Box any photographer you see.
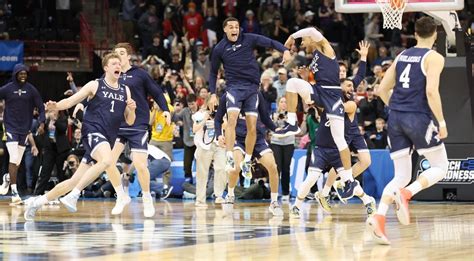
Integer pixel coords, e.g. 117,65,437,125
63,154,80,179
192,100,227,207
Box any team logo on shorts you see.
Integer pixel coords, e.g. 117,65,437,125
418,158,474,184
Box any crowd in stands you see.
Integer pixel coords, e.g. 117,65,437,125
0,0,472,201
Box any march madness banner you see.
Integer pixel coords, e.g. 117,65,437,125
0,41,24,71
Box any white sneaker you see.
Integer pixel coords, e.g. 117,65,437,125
60,193,79,213
214,197,225,204
11,193,23,206
24,196,41,221
289,205,300,219
182,191,196,199
143,196,155,218
281,195,290,203
222,195,235,215
268,201,284,217
0,174,10,195
111,195,131,215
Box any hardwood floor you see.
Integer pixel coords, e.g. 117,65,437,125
0,198,472,260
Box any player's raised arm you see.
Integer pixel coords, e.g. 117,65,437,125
425,52,447,139
208,46,223,109
247,33,291,62
287,27,335,58
377,61,397,105
47,80,97,111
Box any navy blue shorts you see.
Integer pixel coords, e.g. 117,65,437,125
234,137,271,159
348,134,369,153
5,131,28,146
116,128,149,153
82,132,111,164
311,85,344,121
388,110,443,158
226,85,259,116
309,146,344,172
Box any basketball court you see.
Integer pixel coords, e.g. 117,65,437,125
0,199,473,260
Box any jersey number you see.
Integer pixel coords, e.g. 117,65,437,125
110,101,115,112
399,64,411,88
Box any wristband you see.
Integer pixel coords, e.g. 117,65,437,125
439,120,446,128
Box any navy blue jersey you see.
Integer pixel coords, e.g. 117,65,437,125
82,79,128,142
346,61,367,138
209,32,287,93
309,50,340,87
0,64,46,134
390,47,432,114
118,66,168,130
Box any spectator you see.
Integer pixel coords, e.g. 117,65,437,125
55,0,71,30
138,4,159,48
270,97,295,202
183,2,203,41
142,34,169,64
260,74,277,112
373,45,391,66
63,154,80,180
358,87,378,134
273,68,289,100
302,10,315,28
34,110,71,195
70,127,84,157
319,0,334,31
148,144,172,198
260,2,281,36
364,14,383,63
193,49,210,81
339,62,348,79
241,10,261,34
149,99,175,199
174,94,198,184
202,0,219,45
371,118,388,149
120,0,137,43
269,14,289,43
289,11,305,34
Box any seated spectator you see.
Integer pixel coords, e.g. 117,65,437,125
148,144,172,198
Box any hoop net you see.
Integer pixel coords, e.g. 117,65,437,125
376,0,407,30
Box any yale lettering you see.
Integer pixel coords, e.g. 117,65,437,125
102,91,124,101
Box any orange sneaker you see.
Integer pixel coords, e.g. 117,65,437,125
394,188,412,225
367,214,390,245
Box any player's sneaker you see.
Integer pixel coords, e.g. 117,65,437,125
225,156,235,172
24,196,41,221
240,159,252,179
305,193,316,201
161,185,173,199
214,197,225,204
315,191,332,213
394,188,412,225
11,192,23,206
268,201,284,217
111,195,131,215
143,195,155,218
281,195,290,203
272,122,301,138
195,201,208,208
332,180,348,204
364,196,376,218
367,214,390,245
336,180,358,200
60,193,79,213
0,174,10,195
222,195,235,215
289,205,300,219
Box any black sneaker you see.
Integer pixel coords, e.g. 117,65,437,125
161,186,174,199
272,122,301,138
336,180,358,200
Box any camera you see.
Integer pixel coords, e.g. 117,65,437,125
278,113,285,120
67,160,76,167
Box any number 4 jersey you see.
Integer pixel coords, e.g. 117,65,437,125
82,79,128,143
390,47,432,115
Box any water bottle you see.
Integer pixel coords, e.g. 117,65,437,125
243,178,251,188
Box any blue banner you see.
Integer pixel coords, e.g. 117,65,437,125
0,41,24,71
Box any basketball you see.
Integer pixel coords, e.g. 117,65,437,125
390,0,406,9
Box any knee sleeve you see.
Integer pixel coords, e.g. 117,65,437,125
297,167,321,199
6,142,19,165
420,145,448,187
286,78,313,104
382,154,412,198
15,146,26,165
329,118,348,151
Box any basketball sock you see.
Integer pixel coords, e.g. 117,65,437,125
294,197,303,209
114,185,125,198
339,169,354,182
406,181,423,196
287,112,297,125
322,185,331,197
11,184,18,194
70,188,81,198
360,194,372,205
271,193,278,203
37,195,49,206
376,202,389,216
354,183,364,196
244,154,251,162
228,187,235,197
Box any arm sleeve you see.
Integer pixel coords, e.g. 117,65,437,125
144,71,169,112
33,87,46,123
214,95,227,136
351,61,367,87
247,33,288,53
208,46,222,94
257,92,277,131
291,27,324,42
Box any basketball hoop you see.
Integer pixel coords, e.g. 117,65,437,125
376,0,407,30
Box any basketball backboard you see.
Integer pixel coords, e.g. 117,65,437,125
335,0,464,13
